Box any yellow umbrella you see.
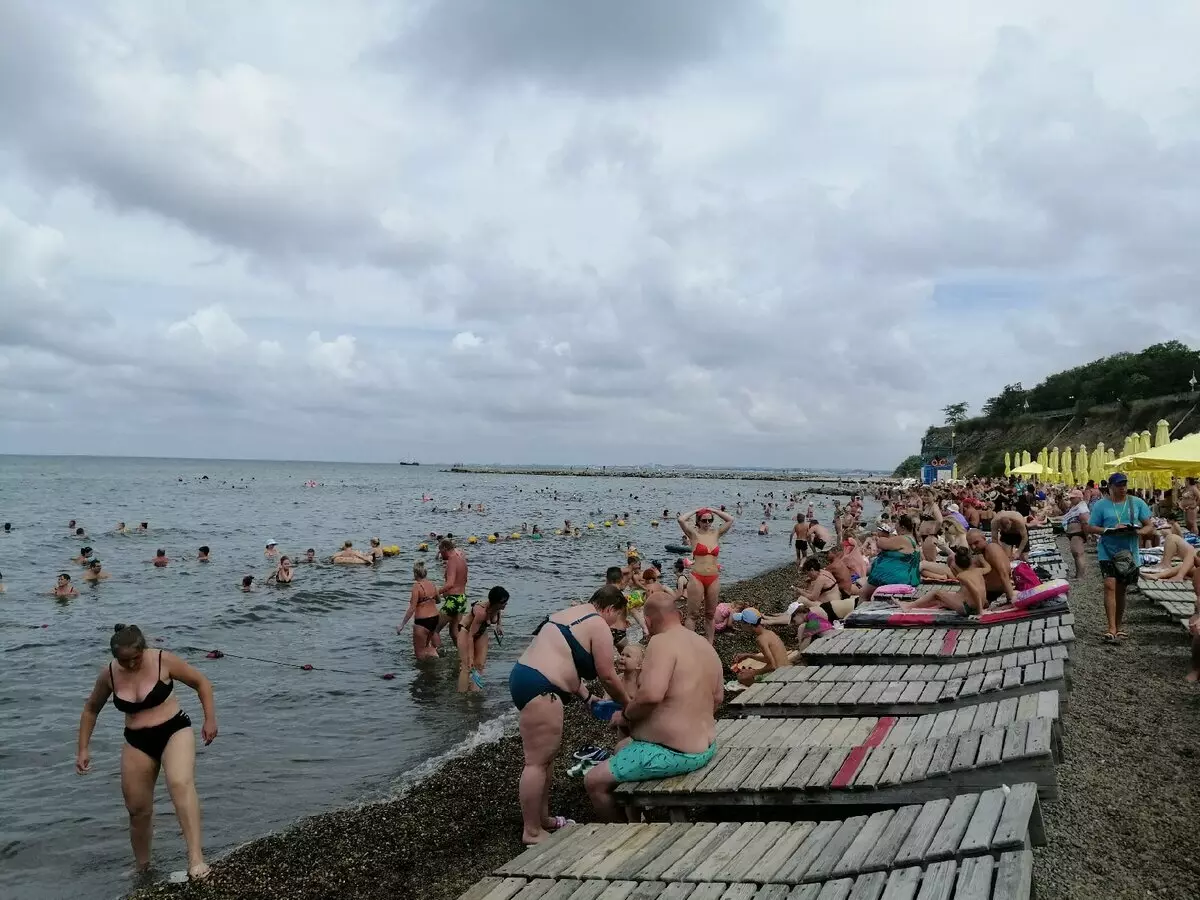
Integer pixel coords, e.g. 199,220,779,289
1011,461,1048,475
1119,431,1200,478
1004,452,1011,477
1076,445,1090,487
1138,430,1153,489
1153,421,1172,489
1106,447,1116,468
1022,450,1031,468
1090,443,1105,486
1048,447,1060,485
951,462,958,480
1037,447,1048,473
1060,446,1073,486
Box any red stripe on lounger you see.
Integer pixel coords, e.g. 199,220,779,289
941,630,959,655
831,718,897,788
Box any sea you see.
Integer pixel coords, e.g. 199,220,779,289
0,456,858,900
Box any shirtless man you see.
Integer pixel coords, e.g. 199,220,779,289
790,515,811,561
966,529,1018,606
82,560,110,582
585,592,723,820
901,547,990,615
1181,478,1200,537
991,510,1029,560
730,608,790,685
331,540,372,565
53,573,79,598
437,538,470,642
824,543,860,598
808,519,833,555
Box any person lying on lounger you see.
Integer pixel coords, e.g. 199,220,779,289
1142,521,1197,582
899,547,991,616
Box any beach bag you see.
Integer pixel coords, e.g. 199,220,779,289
1011,562,1041,592
1110,549,1138,581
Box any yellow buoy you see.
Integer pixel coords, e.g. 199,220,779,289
587,523,596,529
616,519,626,527
650,520,659,527
604,521,612,527
554,529,562,535
487,535,497,543
417,543,428,552
511,532,521,540
468,535,478,544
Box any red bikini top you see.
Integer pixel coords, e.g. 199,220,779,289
693,543,719,558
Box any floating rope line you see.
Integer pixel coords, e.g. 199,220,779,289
175,645,396,680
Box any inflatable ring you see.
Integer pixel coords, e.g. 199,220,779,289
417,543,429,552
1014,579,1070,609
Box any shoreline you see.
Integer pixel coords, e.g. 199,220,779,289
126,563,799,900
444,465,889,485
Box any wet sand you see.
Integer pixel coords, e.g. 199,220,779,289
129,545,1200,899
127,564,795,900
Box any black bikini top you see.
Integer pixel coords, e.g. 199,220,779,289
111,650,174,714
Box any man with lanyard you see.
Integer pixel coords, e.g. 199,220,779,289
1083,472,1153,643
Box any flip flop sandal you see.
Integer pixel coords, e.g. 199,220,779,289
1116,631,1128,640
1102,633,1118,644
573,745,609,762
548,815,575,830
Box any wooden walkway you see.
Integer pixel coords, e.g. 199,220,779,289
1137,578,1194,631
463,784,1042,899
729,660,1066,718
804,619,1073,666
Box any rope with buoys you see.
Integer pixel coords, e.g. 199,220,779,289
175,645,397,680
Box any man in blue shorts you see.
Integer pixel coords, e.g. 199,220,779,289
585,592,724,819
1083,472,1153,642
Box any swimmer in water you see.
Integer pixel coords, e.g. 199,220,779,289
267,556,293,585
76,624,218,881
241,575,254,592
300,548,316,564
197,546,210,562
151,549,169,567
3,522,10,533
331,540,372,565
264,540,278,558
83,560,110,582
367,538,384,563
75,527,88,539
54,573,79,598
68,519,77,531
73,546,95,565
138,522,149,533
112,522,127,534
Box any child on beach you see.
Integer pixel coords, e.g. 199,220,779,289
729,608,790,685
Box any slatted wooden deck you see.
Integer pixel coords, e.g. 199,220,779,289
805,619,1073,666
845,599,1070,629
615,706,1059,814
462,785,1041,899
729,660,1067,718
1137,579,1195,631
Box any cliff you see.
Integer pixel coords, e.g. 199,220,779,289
896,394,1200,477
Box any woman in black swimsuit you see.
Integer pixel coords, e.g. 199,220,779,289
398,561,441,661
458,585,510,692
76,624,218,881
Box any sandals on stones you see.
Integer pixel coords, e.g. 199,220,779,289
1102,633,1118,644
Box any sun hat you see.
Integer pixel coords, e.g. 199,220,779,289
1068,489,1083,500
786,600,803,619
732,608,762,625
266,539,278,546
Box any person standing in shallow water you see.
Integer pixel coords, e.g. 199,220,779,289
76,624,218,881
437,538,469,643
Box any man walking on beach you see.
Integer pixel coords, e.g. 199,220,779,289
437,538,469,643
585,592,723,820
1084,472,1153,643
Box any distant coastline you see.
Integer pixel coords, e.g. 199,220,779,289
444,464,891,487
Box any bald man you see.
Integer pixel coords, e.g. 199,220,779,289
966,529,1018,606
585,592,723,820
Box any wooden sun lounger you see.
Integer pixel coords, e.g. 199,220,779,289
615,703,1060,816
845,600,1070,629
729,660,1067,719
469,785,1041,900
804,619,1074,666
1138,582,1195,631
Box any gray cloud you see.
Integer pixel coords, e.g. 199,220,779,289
382,0,772,95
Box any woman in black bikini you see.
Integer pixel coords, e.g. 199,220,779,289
398,561,441,660
75,624,218,881
458,585,510,692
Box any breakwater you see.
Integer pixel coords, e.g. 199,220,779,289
446,465,890,488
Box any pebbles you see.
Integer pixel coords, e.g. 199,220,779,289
126,563,799,900
1031,544,1200,899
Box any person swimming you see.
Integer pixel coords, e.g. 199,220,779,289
241,575,255,592
197,546,210,562
331,541,372,565
267,556,293,585
151,549,169,567
54,573,79,598
83,560,110,582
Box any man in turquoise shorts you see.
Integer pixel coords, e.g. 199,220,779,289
585,592,724,818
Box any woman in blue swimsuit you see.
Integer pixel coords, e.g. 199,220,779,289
509,585,629,845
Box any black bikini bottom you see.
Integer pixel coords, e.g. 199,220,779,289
414,614,440,633
125,711,191,762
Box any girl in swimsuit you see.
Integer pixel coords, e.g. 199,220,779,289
458,586,509,692
76,624,218,881
398,561,441,661
509,585,628,845
677,507,734,643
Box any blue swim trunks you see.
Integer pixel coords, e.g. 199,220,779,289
608,740,717,783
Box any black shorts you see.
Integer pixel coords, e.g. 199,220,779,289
795,540,808,557
999,531,1021,548
811,537,827,552
980,520,992,532
1099,560,1138,585
986,588,1006,604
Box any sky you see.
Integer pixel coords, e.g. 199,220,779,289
3,1,1200,469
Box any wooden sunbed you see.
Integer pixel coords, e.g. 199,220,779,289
804,619,1074,666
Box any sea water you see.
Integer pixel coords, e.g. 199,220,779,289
0,456,839,899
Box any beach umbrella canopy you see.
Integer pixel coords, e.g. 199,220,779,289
1152,421,1172,488
1011,461,1048,475
1048,447,1060,484
1076,445,1090,487
1090,443,1105,486
1004,451,1011,477
1120,430,1200,478
951,462,958,480
1022,450,1031,468
1060,447,1073,485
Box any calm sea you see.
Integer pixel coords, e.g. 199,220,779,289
0,456,841,900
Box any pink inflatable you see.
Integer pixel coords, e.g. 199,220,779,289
1012,579,1070,609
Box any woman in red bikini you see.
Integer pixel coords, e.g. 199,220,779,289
677,507,735,642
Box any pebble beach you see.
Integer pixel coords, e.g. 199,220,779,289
127,543,1200,900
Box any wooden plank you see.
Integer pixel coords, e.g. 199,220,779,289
950,731,982,773
994,698,1019,727
969,702,997,731
852,747,894,789
1035,690,1059,722
1044,658,1065,681
893,798,950,866
898,682,925,705
927,711,955,741
877,867,921,900
1024,717,1052,758
609,823,694,880
839,682,871,707
861,805,922,873
992,782,1039,850
826,718,861,748
925,793,980,861
741,821,814,884
742,748,789,792
556,882,612,900
947,708,976,736
958,673,984,698
954,855,995,900
811,748,852,788
901,740,937,783
846,717,880,747
991,848,1034,900
975,728,1005,768
460,878,524,900
691,750,742,792
959,788,1007,854
1014,694,1038,724
715,821,792,882
908,715,936,744
846,871,887,900
925,735,957,779
911,859,957,900
588,825,669,879
500,825,599,875
763,747,813,790
879,744,915,787
775,820,841,884
786,748,829,789
832,810,895,878
917,682,942,705
1001,667,1022,691
1001,721,1030,762
814,880,855,900
804,815,871,882
713,748,769,793
657,823,740,881
564,827,654,879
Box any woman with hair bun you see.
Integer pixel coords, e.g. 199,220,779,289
75,624,218,880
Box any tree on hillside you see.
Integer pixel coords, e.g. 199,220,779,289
942,402,969,426
981,383,1026,418
893,455,923,478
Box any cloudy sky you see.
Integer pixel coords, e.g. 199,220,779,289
3,1,1200,469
